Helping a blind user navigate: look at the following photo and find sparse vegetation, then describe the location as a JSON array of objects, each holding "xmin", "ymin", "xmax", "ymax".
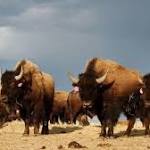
[{"xmin": 0, "ymin": 120, "xmax": 149, "ymax": 150}]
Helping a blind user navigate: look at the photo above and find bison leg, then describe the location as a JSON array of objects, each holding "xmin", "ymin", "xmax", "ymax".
[
  {"xmin": 34, "ymin": 122, "xmax": 40, "ymax": 135},
  {"xmin": 140, "ymin": 117, "xmax": 144, "ymax": 127},
  {"xmin": 22, "ymin": 109, "xmax": 30, "ymax": 135},
  {"xmin": 33, "ymin": 107, "xmax": 41, "ymax": 135},
  {"xmin": 125, "ymin": 117, "xmax": 135, "ymax": 136},
  {"xmin": 59, "ymin": 114, "xmax": 64, "ymax": 124},
  {"xmin": 50, "ymin": 114, "xmax": 54, "ymax": 124},
  {"xmin": 144, "ymin": 118, "xmax": 149, "ymax": 135},
  {"xmin": 33, "ymin": 113, "xmax": 41, "ymax": 135},
  {"xmin": 41, "ymin": 120, "xmax": 49, "ymax": 134},
  {"xmin": 73, "ymin": 110, "xmax": 82, "ymax": 124},
  {"xmin": 33, "ymin": 115, "xmax": 40, "ymax": 135},
  {"xmin": 107, "ymin": 122, "xmax": 114, "ymax": 137},
  {"xmin": 100, "ymin": 124, "xmax": 106, "ymax": 137},
  {"xmin": 97, "ymin": 115, "xmax": 106, "ymax": 137},
  {"xmin": 23, "ymin": 119, "xmax": 30, "ymax": 135},
  {"xmin": 41, "ymin": 100, "xmax": 51, "ymax": 135},
  {"xmin": 41, "ymin": 110, "xmax": 49, "ymax": 134},
  {"xmin": 64, "ymin": 110, "xmax": 73, "ymax": 124},
  {"xmin": 64, "ymin": 109, "xmax": 73, "ymax": 124},
  {"xmin": 55, "ymin": 115, "xmax": 59, "ymax": 124},
  {"xmin": 99, "ymin": 120, "xmax": 107, "ymax": 137}
]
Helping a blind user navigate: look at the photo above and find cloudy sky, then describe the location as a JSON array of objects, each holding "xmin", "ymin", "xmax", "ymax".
[{"xmin": 0, "ymin": 0, "xmax": 150, "ymax": 90}]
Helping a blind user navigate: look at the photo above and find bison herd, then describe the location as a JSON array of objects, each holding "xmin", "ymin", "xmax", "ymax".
[{"xmin": 0, "ymin": 58, "xmax": 149, "ymax": 138}]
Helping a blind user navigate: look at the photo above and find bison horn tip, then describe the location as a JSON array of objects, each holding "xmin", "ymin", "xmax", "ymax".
[
  {"xmin": 67, "ymin": 72, "xmax": 79, "ymax": 84},
  {"xmin": 15, "ymin": 66, "xmax": 23, "ymax": 81}
]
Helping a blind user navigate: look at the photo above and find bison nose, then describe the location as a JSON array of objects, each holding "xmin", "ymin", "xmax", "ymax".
[
  {"xmin": 83, "ymin": 102, "xmax": 92, "ymax": 109},
  {"xmin": 8, "ymin": 113, "xmax": 17, "ymax": 121}
]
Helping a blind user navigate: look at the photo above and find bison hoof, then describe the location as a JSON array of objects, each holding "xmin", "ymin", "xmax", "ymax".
[
  {"xmin": 144, "ymin": 131, "xmax": 150, "ymax": 136},
  {"xmin": 34, "ymin": 133, "xmax": 40, "ymax": 136},
  {"xmin": 23, "ymin": 129, "xmax": 29, "ymax": 135},
  {"xmin": 99, "ymin": 133, "xmax": 106, "ymax": 137},
  {"xmin": 41, "ymin": 129, "xmax": 49, "ymax": 135},
  {"xmin": 41, "ymin": 131, "xmax": 49, "ymax": 135},
  {"xmin": 107, "ymin": 135, "xmax": 116, "ymax": 139},
  {"xmin": 23, "ymin": 132, "xmax": 29, "ymax": 136},
  {"xmin": 124, "ymin": 131, "xmax": 131, "ymax": 137},
  {"xmin": 144, "ymin": 135, "xmax": 149, "ymax": 138}
]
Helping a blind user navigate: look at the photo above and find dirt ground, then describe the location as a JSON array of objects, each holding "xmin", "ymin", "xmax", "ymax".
[{"xmin": 0, "ymin": 120, "xmax": 149, "ymax": 150}]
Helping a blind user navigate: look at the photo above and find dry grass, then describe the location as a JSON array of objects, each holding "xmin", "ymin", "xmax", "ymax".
[{"xmin": 0, "ymin": 120, "xmax": 149, "ymax": 150}]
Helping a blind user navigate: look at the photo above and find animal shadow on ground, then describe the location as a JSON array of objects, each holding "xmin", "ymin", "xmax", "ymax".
[
  {"xmin": 49, "ymin": 126, "xmax": 82, "ymax": 134},
  {"xmin": 115, "ymin": 129, "xmax": 147, "ymax": 138}
]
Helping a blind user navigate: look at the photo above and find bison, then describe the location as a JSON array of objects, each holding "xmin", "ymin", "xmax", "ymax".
[
  {"xmin": 68, "ymin": 58, "xmax": 143, "ymax": 137},
  {"xmin": 51, "ymin": 90, "xmax": 91, "ymax": 126},
  {"xmin": 50, "ymin": 91, "xmax": 68, "ymax": 124},
  {"xmin": 124, "ymin": 73, "xmax": 150, "ymax": 136},
  {"xmin": 66, "ymin": 90, "xmax": 93, "ymax": 126},
  {"xmin": 1, "ymin": 59, "xmax": 54, "ymax": 135}
]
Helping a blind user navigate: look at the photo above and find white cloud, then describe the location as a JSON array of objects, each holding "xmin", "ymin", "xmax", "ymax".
[
  {"xmin": 0, "ymin": 26, "xmax": 13, "ymax": 49},
  {"xmin": 0, "ymin": 1, "xmax": 100, "ymax": 61}
]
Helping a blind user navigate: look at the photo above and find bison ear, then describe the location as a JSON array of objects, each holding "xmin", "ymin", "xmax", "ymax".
[{"xmin": 67, "ymin": 72, "xmax": 79, "ymax": 84}]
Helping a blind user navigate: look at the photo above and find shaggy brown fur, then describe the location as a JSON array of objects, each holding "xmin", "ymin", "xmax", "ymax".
[
  {"xmin": 1, "ymin": 60, "xmax": 55, "ymax": 135},
  {"xmin": 69, "ymin": 58, "xmax": 143, "ymax": 137},
  {"xmin": 51, "ymin": 90, "xmax": 90, "ymax": 126},
  {"xmin": 66, "ymin": 91, "xmax": 93, "ymax": 126},
  {"xmin": 50, "ymin": 91, "xmax": 68, "ymax": 124},
  {"xmin": 125, "ymin": 73, "xmax": 150, "ymax": 135}
]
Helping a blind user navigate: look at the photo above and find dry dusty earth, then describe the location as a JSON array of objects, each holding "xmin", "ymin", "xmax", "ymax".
[{"xmin": 0, "ymin": 120, "xmax": 149, "ymax": 150}]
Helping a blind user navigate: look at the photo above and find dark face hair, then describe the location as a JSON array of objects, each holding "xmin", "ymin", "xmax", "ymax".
[
  {"xmin": 1, "ymin": 71, "xmax": 24, "ymax": 102},
  {"xmin": 143, "ymin": 73, "xmax": 150, "ymax": 88},
  {"xmin": 75, "ymin": 73, "xmax": 102, "ymax": 104},
  {"xmin": 0, "ymin": 102, "xmax": 9, "ymax": 125},
  {"xmin": 125, "ymin": 89, "xmax": 141, "ymax": 116}
]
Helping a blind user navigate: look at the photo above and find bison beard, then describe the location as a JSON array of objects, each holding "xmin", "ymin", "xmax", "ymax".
[
  {"xmin": 68, "ymin": 58, "xmax": 143, "ymax": 137},
  {"xmin": 1, "ymin": 60, "xmax": 54, "ymax": 135}
]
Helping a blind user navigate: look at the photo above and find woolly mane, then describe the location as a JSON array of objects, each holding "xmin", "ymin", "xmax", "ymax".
[{"xmin": 14, "ymin": 59, "xmax": 41, "ymax": 75}]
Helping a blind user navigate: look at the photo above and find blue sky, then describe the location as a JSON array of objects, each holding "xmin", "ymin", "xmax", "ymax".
[{"xmin": 0, "ymin": 0, "xmax": 150, "ymax": 90}]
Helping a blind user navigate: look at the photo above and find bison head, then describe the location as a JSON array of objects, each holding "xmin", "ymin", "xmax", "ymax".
[
  {"xmin": 68, "ymin": 70, "xmax": 109, "ymax": 109},
  {"xmin": 0, "ymin": 66, "xmax": 32, "ymax": 106}
]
